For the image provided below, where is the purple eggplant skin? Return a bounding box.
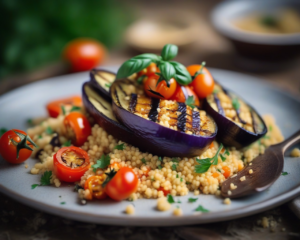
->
[82,82,150,151]
[89,69,116,101]
[203,91,267,149]
[111,84,217,158]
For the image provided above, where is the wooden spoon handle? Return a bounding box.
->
[275,129,300,153]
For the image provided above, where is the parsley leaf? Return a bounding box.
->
[171,163,177,171]
[217,169,221,173]
[31,184,39,189]
[158,165,162,170]
[45,126,54,135]
[232,98,240,110]
[269,125,273,132]
[0,128,7,137]
[27,119,34,126]
[114,143,125,150]
[141,158,146,164]
[92,155,111,172]
[171,158,179,163]
[195,143,224,173]
[167,194,175,204]
[158,156,163,162]
[220,148,230,162]
[70,106,81,112]
[40,171,52,186]
[185,95,196,109]
[61,106,66,115]
[281,172,288,176]
[180,178,183,182]
[186,181,191,185]
[188,198,198,203]
[176,174,179,178]
[195,205,209,213]
[60,202,66,205]
[62,140,71,147]
[105,83,112,88]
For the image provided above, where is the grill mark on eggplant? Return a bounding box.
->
[192,110,201,134]
[148,98,160,122]
[118,85,128,97]
[177,102,187,132]
[214,94,225,116]
[95,72,111,83]
[114,89,121,106]
[129,94,138,113]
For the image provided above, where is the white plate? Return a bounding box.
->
[0,67,300,226]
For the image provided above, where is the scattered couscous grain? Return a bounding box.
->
[224,198,231,205]
[125,205,135,215]
[156,197,171,211]
[230,183,237,190]
[290,148,300,157]
[240,176,246,182]
[227,190,232,196]
[249,169,253,174]
[262,217,269,228]
[173,207,183,216]
[24,164,28,169]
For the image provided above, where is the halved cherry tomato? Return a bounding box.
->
[187,64,214,99]
[63,38,106,72]
[104,167,138,201]
[46,96,82,118]
[63,112,91,146]
[84,175,107,200]
[144,73,177,100]
[53,146,90,182]
[158,187,171,196]
[169,85,200,107]
[222,166,231,179]
[137,63,159,78]
[0,129,36,164]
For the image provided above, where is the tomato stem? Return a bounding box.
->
[193,61,206,79]
[102,168,117,188]
[12,131,37,159]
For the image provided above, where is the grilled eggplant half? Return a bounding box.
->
[111,79,217,158]
[204,83,267,149]
[89,69,116,100]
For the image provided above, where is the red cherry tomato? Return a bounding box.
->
[46,96,82,118]
[63,112,91,146]
[63,38,106,72]
[157,187,171,196]
[0,129,35,164]
[170,85,200,107]
[144,73,177,100]
[187,64,214,99]
[84,175,107,200]
[105,167,138,201]
[53,146,90,182]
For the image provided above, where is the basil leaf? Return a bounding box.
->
[194,158,211,173]
[158,61,176,83]
[170,61,192,85]
[161,44,178,61]
[117,58,152,79]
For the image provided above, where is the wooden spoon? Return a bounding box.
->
[221,130,300,198]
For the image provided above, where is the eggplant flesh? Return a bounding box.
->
[204,83,267,149]
[89,69,116,100]
[111,79,217,158]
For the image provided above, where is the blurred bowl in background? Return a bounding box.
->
[211,0,300,65]
[125,11,199,52]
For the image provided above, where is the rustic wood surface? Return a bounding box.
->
[0,1,300,239]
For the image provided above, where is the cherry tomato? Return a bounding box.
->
[46,96,82,118]
[84,175,107,200]
[187,64,214,99]
[137,63,159,78]
[63,112,91,146]
[170,85,200,107]
[53,146,90,182]
[63,38,106,72]
[0,129,35,164]
[108,162,121,171]
[158,187,171,196]
[144,73,177,100]
[105,167,138,201]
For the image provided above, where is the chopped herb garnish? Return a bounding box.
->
[70,106,81,112]
[281,172,288,176]
[60,202,66,205]
[92,154,111,172]
[45,126,53,135]
[185,95,196,109]
[220,148,230,162]
[158,156,163,162]
[38,135,42,139]
[177,200,182,204]
[158,165,162,170]
[269,125,273,131]
[27,119,33,126]
[260,15,278,27]
[195,205,209,213]
[151,177,155,182]
[171,163,177,171]
[213,89,220,94]
[31,184,39,189]
[62,140,71,147]
[171,158,179,163]
[217,169,221,173]
[195,143,224,173]
[186,181,191,185]
[232,98,240,110]
[167,194,175,204]
[0,128,7,137]
[188,198,198,203]
[105,83,112,88]
[263,135,270,139]
[176,174,179,178]
[141,158,146,164]
[136,75,146,85]
[114,143,125,150]
[61,106,66,115]
[41,171,52,185]
[180,178,183,182]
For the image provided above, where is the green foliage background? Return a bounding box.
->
[0,0,134,78]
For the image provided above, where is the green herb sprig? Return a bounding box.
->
[185,95,196,109]
[116,44,192,86]
[195,205,209,213]
[114,143,125,150]
[92,154,111,172]
[31,171,52,189]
